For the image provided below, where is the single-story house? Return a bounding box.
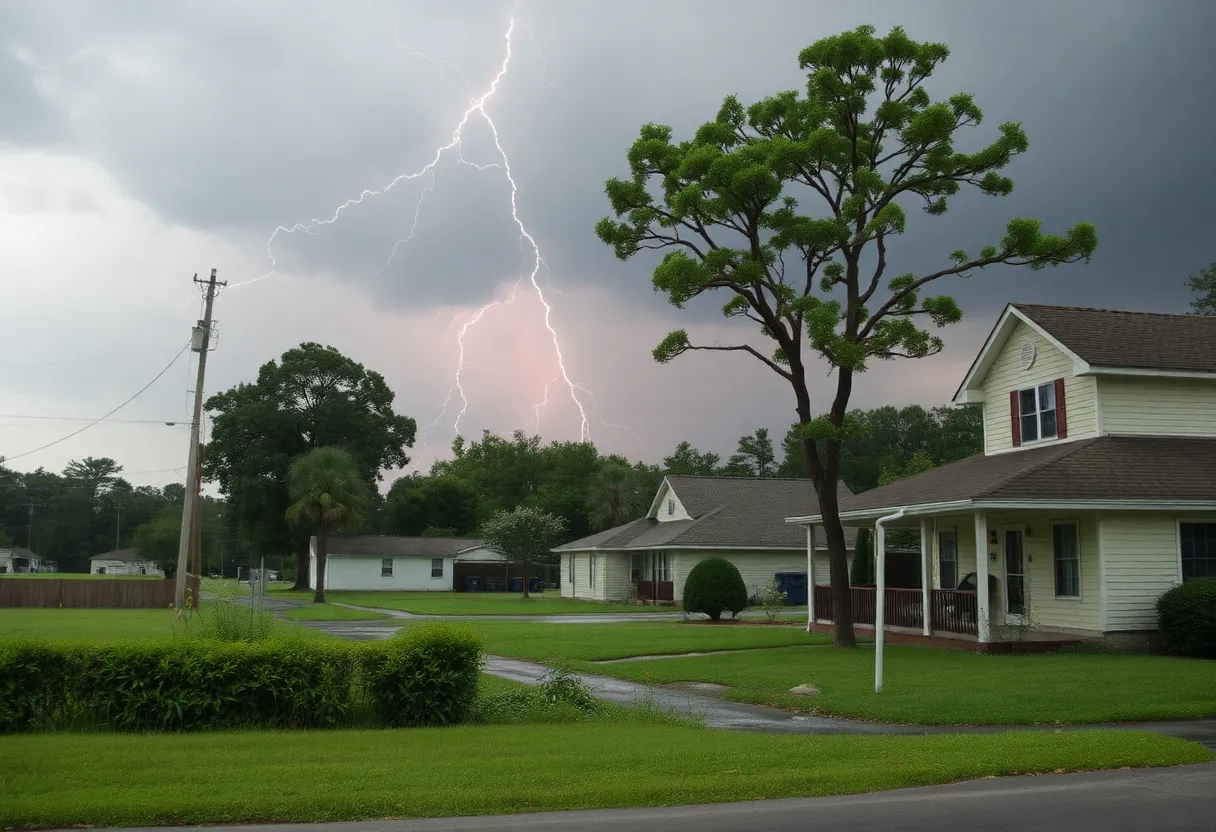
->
[553,475,857,604]
[788,304,1216,648]
[89,549,164,576]
[308,535,505,592]
[0,547,47,574]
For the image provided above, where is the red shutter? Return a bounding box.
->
[1010,390,1021,447]
[1055,378,1068,439]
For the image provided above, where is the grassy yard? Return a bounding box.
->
[421,620,832,661]
[565,644,1216,725]
[1,727,1205,829]
[0,607,322,642]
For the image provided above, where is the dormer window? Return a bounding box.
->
[667,499,675,516]
[1011,379,1067,446]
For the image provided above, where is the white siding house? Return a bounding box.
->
[89,549,163,576]
[308,536,503,592]
[554,476,853,605]
[788,304,1216,648]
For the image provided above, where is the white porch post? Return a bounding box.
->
[974,511,991,644]
[920,517,931,636]
[805,524,816,632]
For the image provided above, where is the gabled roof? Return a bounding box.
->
[954,303,1216,403]
[787,436,1216,522]
[1,547,38,560]
[320,536,485,557]
[555,476,855,552]
[89,548,148,562]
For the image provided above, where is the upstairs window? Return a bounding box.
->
[667,499,675,516]
[381,558,393,577]
[1011,379,1067,446]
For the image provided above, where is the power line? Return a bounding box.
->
[0,349,185,370]
[1,343,191,463]
[0,415,189,425]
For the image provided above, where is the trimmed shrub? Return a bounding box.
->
[1157,578,1216,658]
[683,557,748,620]
[360,623,484,727]
[0,639,75,731]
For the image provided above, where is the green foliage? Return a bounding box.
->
[878,450,936,487]
[286,446,372,603]
[205,343,416,587]
[850,528,875,586]
[758,582,788,621]
[192,585,278,642]
[1186,262,1216,316]
[682,557,749,621]
[663,441,721,475]
[360,624,483,727]
[724,428,777,477]
[478,506,566,596]
[1156,578,1216,657]
[132,505,223,580]
[585,464,646,531]
[382,475,479,537]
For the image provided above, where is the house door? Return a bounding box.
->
[1003,528,1026,623]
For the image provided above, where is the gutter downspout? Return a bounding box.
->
[874,508,906,694]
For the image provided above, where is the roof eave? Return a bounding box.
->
[788,498,1216,525]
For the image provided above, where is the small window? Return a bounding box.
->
[1181,522,1216,581]
[630,553,644,584]
[381,558,393,577]
[667,499,674,516]
[1017,383,1057,443]
[1052,522,1080,598]
[938,529,958,589]
[431,558,444,578]
[568,555,574,584]
[589,554,597,588]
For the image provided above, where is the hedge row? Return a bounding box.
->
[0,623,483,733]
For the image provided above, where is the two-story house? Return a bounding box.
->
[788,304,1216,648]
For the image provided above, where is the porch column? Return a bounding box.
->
[920,517,931,636]
[974,511,991,644]
[805,524,816,632]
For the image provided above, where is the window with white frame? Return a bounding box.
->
[1180,522,1216,581]
[431,558,444,578]
[589,554,597,588]
[667,498,675,516]
[1052,521,1080,598]
[381,558,393,577]
[1017,383,1057,443]
[630,553,644,583]
[938,529,958,589]
[654,552,671,582]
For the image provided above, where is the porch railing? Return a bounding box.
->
[635,580,674,602]
[812,585,977,636]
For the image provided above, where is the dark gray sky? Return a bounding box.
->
[3,0,1214,486]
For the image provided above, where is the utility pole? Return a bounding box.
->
[115,498,121,551]
[174,269,224,609]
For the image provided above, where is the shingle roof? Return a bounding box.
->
[89,548,145,562]
[321,536,484,557]
[555,476,855,552]
[1013,304,1216,373]
[808,436,1216,516]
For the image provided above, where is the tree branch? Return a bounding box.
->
[679,342,793,381]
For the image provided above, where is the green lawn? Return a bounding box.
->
[284,603,392,621]
[566,644,1216,725]
[1,727,1205,829]
[424,620,831,661]
[0,607,322,642]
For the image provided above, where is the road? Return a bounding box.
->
[61,763,1216,832]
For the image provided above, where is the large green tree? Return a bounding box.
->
[382,474,479,537]
[724,428,777,477]
[662,441,721,476]
[1187,262,1216,316]
[585,463,646,531]
[285,447,371,603]
[597,24,1095,646]
[205,343,416,590]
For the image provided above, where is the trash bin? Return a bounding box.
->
[529,576,545,593]
[466,577,483,593]
[508,576,524,593]
[774,572,808,606]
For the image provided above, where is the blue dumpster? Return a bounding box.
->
[508,576,524,593]
[530,576,545,593]
[774,572,808,606]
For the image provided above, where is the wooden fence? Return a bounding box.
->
[812,585,978,636]
[0,577,200,609]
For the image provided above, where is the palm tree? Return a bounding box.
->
[586,464,644,532]
[285,447,370,603]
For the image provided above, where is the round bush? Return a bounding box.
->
[683,557,748,621]
[1156,578,1216,657]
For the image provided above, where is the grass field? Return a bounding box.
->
[2,727,1205,828]
[566,643,1216,725]
[0,607,321,642]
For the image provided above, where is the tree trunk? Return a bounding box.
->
[292,537,310,591]
[314,527,328,604]
[521,558,530,599]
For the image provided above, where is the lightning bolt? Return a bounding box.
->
[237,15,596,445]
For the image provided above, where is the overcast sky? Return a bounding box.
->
[3,0,1214,490]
